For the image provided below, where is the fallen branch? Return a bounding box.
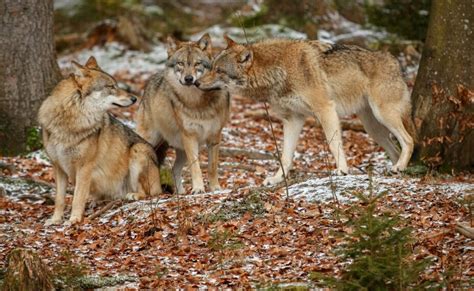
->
[89,200,121,220]
[220,147,274,160]
[455,222,474,239]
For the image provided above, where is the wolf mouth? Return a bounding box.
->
[112,102,129,107]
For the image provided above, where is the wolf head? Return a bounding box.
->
[71,56,137,110]
[166,33,213,86]
[195,35,253,92]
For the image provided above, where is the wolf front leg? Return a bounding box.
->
[67,165,93,225]
[263,116,305,186]
[207,134,222,192]
[45,164,68,225]
[181,134,205,194]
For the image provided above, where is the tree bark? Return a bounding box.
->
[412,0,473,171]
[0,0,61,155]
[2,248,54,291]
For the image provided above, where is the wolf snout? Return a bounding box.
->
[184,75,194,85]
[194,80,201,87]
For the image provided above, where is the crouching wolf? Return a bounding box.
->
[135,34,230,194]
[39,56,162,225]
[196,36,415,185]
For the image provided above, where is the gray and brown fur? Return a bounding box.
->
[38,56,161,225]
[197,37,415,185]
[135,34,230,194]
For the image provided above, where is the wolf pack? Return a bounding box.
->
[39,34,415,225]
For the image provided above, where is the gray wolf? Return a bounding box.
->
[196,36,415,185]
[38,56,162,225]
[135,34,230,194]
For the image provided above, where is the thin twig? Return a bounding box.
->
[89,200,120,220]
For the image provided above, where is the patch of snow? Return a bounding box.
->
[58,42,168,78]
[191,24,307,46]
[318,12,387,44]
[26,149,51,166]
[289,174,473,204]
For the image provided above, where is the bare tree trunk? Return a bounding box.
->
[0,0,61,155]
[412,0,473,171]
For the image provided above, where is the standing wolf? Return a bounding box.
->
[135,34,230,194]
[196,36,415,185]
[39,57,162,225]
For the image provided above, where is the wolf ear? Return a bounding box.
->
[224,34,237,48]
[71,60,87,78]
[197,33,212,53]
[84,56,99,69]
[239,49,253,66]
[167,36,180,55]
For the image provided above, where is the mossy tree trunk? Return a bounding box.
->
[0,0,61,155]
[2,248,54,291]
[411,0,473,171]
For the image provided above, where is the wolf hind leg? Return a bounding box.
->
[263,116,305,186]
[368,86,414,172]
[128,143,162,200]
[207,134,222,192]
[357,106,400,164]
[173,149,187,194]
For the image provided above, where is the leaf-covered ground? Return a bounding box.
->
[1,43,473,288]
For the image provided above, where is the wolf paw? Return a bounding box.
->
[335,169,349,175]
[191,187,205,195]
[125,192,145,201]
[210,184,222,192]
[263,175,283,186]
[45,216,62,226]
[390,165,405,173]
[64,216,81,227]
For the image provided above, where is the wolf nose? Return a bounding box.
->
[184,75,194,85]
[130,95,137,103]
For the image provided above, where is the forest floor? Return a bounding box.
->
[1,40,473,288]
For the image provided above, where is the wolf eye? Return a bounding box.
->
[194,61,202,66]
[176,62,184,67]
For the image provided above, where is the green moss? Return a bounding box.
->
[208,229,244,251]
[365,0,431,41]
[199,192,265,223]
[25,126,42,152]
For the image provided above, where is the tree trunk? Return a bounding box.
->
[2,248,54,291]
[0,0,61,155]
[411,0,473,171]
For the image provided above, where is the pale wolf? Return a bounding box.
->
[135,34,230,194]
[196,36,415,185]
[38,56,162,225]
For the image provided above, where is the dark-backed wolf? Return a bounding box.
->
[196,36,415,185]
[135,34,230,194]
[38,56,162,225]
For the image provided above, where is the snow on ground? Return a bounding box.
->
[58,42,168,79]
[289,174,474,204]
[191,24,307,45]
[317,12,387,44]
